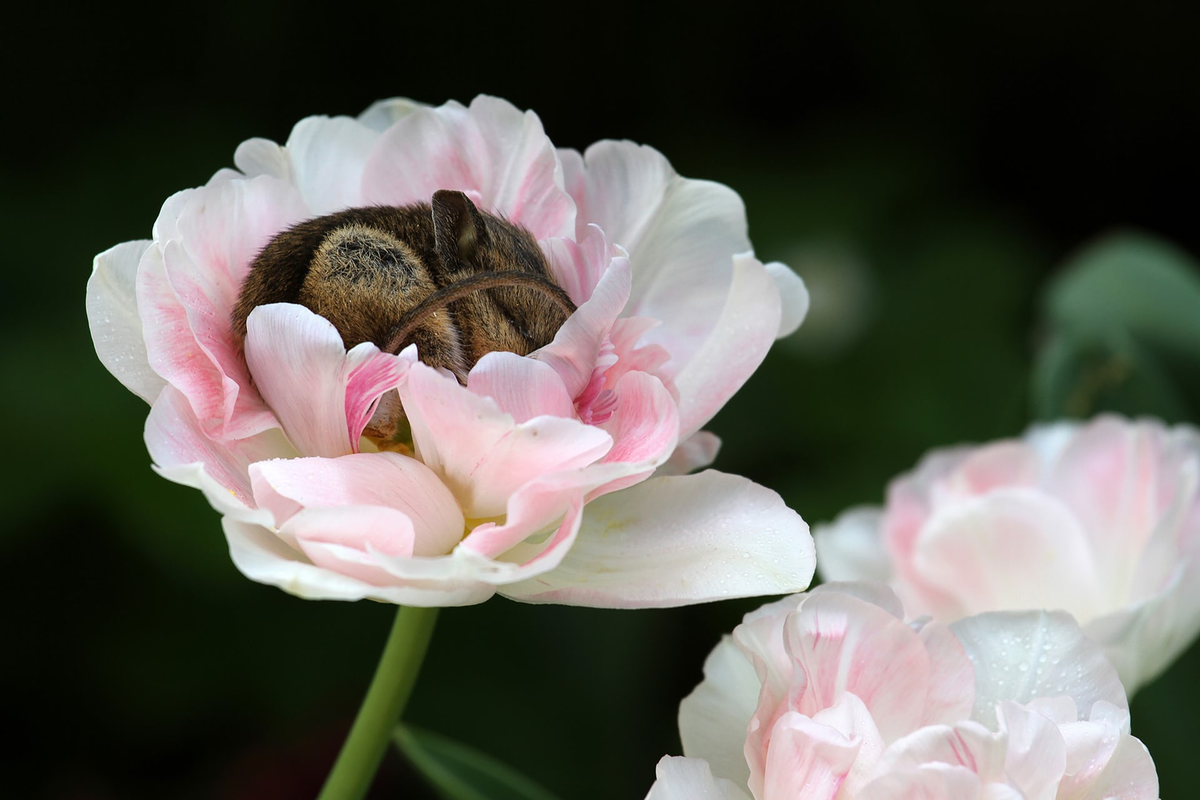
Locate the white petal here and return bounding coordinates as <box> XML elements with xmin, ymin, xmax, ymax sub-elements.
<box><xmin>673</xmin><ymin>254</ymin><xmax>782</xmax><ymax>438</ymax></box>
<box><xmin>765</xmin><ymin>261</ymin><xmax>809</xmax><ymax>338</ymax></box>
<box><xmin>813</xmin><ymin>506</ymin><xmax>893</xmax><ymax>583</ymax></box>
<box><xmin>499</xmin><ymin>470</ymin><xmax>814</xmax><ymax>607</ymax></box>
<box><xmin>223</xmin><ymin>518</ymin><xmax>495</xmax><ymax>606</ymax></box>
<box><xmin>245</xmin><ymin>304</ymin><xmax>407</xmax><ymax>458</ymax></box>
<box><xmin>645</xmin><ymin>756</ymin><xmax>751</xmax><ymax>800</ymax></box>
<box><xmin>656</xmin><ymin>431</ymin><xmax>722</xmax><ymax>477</ymax></box>
<box><xmin>357</xmin><ymin>97</ymin><xmax>426</xmax><ymax>131</ymax></box>
<box><xmin>679</xmin><ymin>636</ymin><xmax>759</xmax><ymax>789</ymax></box>
<box><xmin>284</xmin><ymin>115</ymin><xmax>379</xmax><ymax>214</ymax></box>
<box><xmin>87</xmin><ymin>240</ymin><xmax>164</xmax><ymax>403</ymax></box>
<box><xmin>950</xmin><ymin>610</ymin><xmax>1128</xmax><ymax>729</ymax></box>
<box><xmin>571</xmin><ymin>141</ymin><xmax>750</xmax><ymax>373</ymax></box>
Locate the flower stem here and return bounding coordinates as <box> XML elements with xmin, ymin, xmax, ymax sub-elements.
<box><xmin>317</xmin><ymin>605</ymin><xmax>440</xmax><ymax>800</ymax></box>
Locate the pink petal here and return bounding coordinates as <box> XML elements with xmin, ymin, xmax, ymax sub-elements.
<box><xmin>139</xmin><ymin>176</ymin><xmax>310</xmax><ymax>439</ymax></box>
<box><xmin>539</xmin><ymin>223</ymin><xmax>623</xmax><ymax>308</ymax></box>
<box><xmin>532</xmin><ymin>254</ymin><xmax>632</xmax><ymax>399</ymax></box>
<box><xmin>279</xmin><ymin>115</ymin><xmax>378</xmax><ymax>214</ymax></box>
<box><xmin>400</xmin><ymin>359</ymin><xmax>612</xmax><ymax>518</ymax></box>
<box><xmin>857</xmin><ymin>764</ymin><xmax>989</xmax><ymax>800</ymax></box>
<box><xmin>249</xmin><ymin>451</ymin><xmax>465</xmax><ymax>557</ymax></box>
<box><xmin>912</xmin><ymin>489</ymin><xmax>1105</xmax><ymax>621</ymax></box>
<box><xmin>597</xmin><ymin>370</ymin><xmax>679</xmax><ymax>471</ymax></box>
<box><xmin>995</xmin><ymin>702</ymin><xmax>1069</xmax><ymax>798</ymax></box>
<box><xmin>785</xmin><ymin>591</ymin><xmax>947</xmax><ymax>742</ymax></box>
<box><xmin>361</xmin><ymin>96</ymin><xmax>574</xmax><ymax>240</ymax></box>
<box><xmin>466</xmin><ymin>352</ymin><xmax>575</xmax><ymax>423</ymax></box>
<box><xmin>758</xmin><ymin>711</ymin><xmax>861</xmax><ymax>800</ymax></box>
<box><xmin>877</xmin><ymin>721</ymin><xmax>1008</xmax><ymax>784</ymax></box>
<box><xmin>917</xmin><ymin>621</ymin><xmax>978</xmax><ymax>726</ymax></box>
<box><xmin>673</xmin><ymin>254</ymin><xmax>783</xmax><ymax>439</ymax></box>
<box><xmin>285</xmin><ymin>505</ymin><xmax>418</xmax><ymax>585</ymax></box>
<box><xmin>245</xmin><ymin>304</ymin><xmax>409</xmax><ymax>458</ymax></box>
<box><xmin>498</xmin><ymin>470</ymin><xmax>814</xmax><ymax>607</ymax></box>
<box><xmin>87</xmin><ymin>240</ymin><xmax>165</xmax><ymax>403</ymax></box>
<box><xmin>564</xmin><ymin>140</ymin><xmax>751</xmax><ymax>372</ymax></box>
<box><xmin>145</xmin><ymin>385</ymin><xmax>292</xmax><ymax>508</ymax></box>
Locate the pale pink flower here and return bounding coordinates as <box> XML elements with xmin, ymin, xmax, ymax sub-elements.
<box><xmin>647</xmin><ymin>583</ymin><xmax>1159</xmax><ymax>800</ymax></box>
<box><xmin>86</xmin><ymin>95</ymin><xmax>814</xmax><ymax>607</ymax></box>
<box><xmin>814</xmin><ymin>415</ymin><xmax>1200</xmax><ymax>692</ymax></box>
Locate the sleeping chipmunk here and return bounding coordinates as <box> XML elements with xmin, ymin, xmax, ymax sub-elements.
<box><xmin>230</xmin><ymin>189</ymin><xmax>577</xmax><ymax>445</ymax></box>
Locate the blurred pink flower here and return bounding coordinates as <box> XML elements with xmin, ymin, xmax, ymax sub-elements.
<box><xmin>86</xmin><ymin>96</ymin><xmax>814</xmax><ymax>607</ymax></box>
<box><xmin>815</xmin><ymin>415</ymin><xmax>1200</xmax><ymax>692</ymax></box>
<box><xmin>647</xmin><ymin>583</ymin><xmax>1159</xmax><ymax>800</ymax></box>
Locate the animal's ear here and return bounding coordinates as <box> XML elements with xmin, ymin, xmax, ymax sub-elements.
<box><xmin>431</xmin><ymin>190</ymin><xmax>490</xmax><ymax>264</ymax></box>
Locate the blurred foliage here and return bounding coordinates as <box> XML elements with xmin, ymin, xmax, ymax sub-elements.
<box><xmin>1034</xmin><ymin>232</ymin><xmax>1200</xmax><ymax>422</ymax></box>
<box><xmin>5</xmin><ymin>1</ymin><xmax>1199</xmax><ymax>798</ymax></box>
<box><xmin>394</xmin><ymin>725</ymin><xmax>560</xmax><ymax>800</ymax></box>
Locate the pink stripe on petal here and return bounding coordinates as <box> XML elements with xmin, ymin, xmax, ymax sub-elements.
<box><xmin>759</xmin><ymin>712</ymin><xmax>860</xmax><ymax>800</ymax></box>
<box><xmin>787</xmin><ymin>592</ymin><xmax>936</xmax><ymax>741</ymax></box>
<box><xmin>145</xmin><ymin>385</ymin><xmax>292</xmax><ymax>507</ymax></box>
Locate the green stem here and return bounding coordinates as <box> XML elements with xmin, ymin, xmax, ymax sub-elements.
<box><xmin>318</xmin><ymin>605</ymin><xmax>440</xmax><ymax>800</ymax></box>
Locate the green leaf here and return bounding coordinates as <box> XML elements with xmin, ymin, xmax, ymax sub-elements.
<box><xmin>1044</xmin><ymin>231</ymin><xmax>1200</xmax><ymax>356</ymax></box>
<box><xmin>1034</xmin><ymin>231</ymin><xmax>1200</xmax><ymax>420</ymax></box>
<box><xmin>394</xmin><ymin>724</ymin><xmax>562</xmax><ymax>800</ymax></box>
<box><xmin>1032</xmin><ymin>326</ymin><xmax>1188</xmax><ymax>421</ymax></box>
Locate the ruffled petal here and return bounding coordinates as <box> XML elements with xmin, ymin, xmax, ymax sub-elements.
<box><xmin>533</xmin><ymin>253</ymin><xmax>631</xmax><ymax>399</ymax></box>
<box><xmin>679</xmin><ymin>637</ymin><xmax>760</xmax><ymax>790</ymax></box>
<box><xmin>245</xmin><ymin>304</ymin><xmax>408</xmax><ymax>458</ymax></box>
<box><xmin>759</xmin><ymin>711</ymin><xmax>861</xmax><ymax>800</ymax></box>
<box><xmin>139</xmin><ymin>176</ymin><xmax>310</xmax><ymax>439</ymax></box>
<box><xmin>361</xmin><ymin>96</ymin><xmax>574</xmax><ymax>240</ymax></box>
<box><xmin>249</xmin><ymin>452</ymin><xmax>465</xmax><ymax>557</ymax></box>
<box><xmin>995</xmin><ymin>701</ymin><xmax>1070</xmax><ymax>798</ymax></box>
<box><xmin>400</xmin><ymin>359</ymin><xmax>612</xmax><ymax>518</ymax></box>
<box><xmin>673</xmin><ymin>254</ymin><xmax>782</xmax><ymax>438</ymax></box>
<box><xmin>466</xmin><ymin>352</ymin><xmax>575</xmax><ymax>423</ymax></box>
<box><xmin>785</xmin><ymin>592</ymin><xmax>964</xmax><ymax>742</ymax></box>
<box><xmin>498</xmin><ymin>471</ymin><xmax>814</xmax><ymax>607</ymax></box>
<box><xmin>565</xmin><ymin>140</ymin><xmax>751</xmax><ymax>372</ymax></box>
<box><xmin>87</xmin><ymin>240</ymin><xmax>165</xmax><ymax>403</ymax></box>
<box><xmin>644</xmin><ymin>756</ymin><xmax>752</xmax><ymax>800</ymax></box>
<box><xmin>950</xmin><ymin>611</ymin><xmax>1128</xmax><ymax>729</ymax></box>
<box><xmin>145</xmin><ymin>385</ymin><xmax>294</xmax><ymax>509</ymax></box>
<box><xmin>875</xmin><ymin>721</ymin><xmax>1008</xmax><ymax>785</ymax></box>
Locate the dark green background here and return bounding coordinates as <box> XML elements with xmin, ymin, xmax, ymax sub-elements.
<box><xmin>6</xmin><ymin>2</ymin><xmax>1199</xmax><ymax>797</ymax></box>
